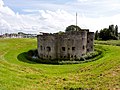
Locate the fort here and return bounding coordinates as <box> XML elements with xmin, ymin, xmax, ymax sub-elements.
<box><xmin>37</xmin><ymin>27</ymin><xmax>94</xmax><ymax>61</ymax></box>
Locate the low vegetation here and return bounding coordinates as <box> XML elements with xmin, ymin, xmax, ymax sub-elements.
<box><xmin>0</xmin><ymin>38</ymin><xmax>120</xmax><ymax>90</ymax></box>
<box><xmin>26</xmin><ymin>47</ymin><xmax>103</xmax><ymax>64</ymax></box>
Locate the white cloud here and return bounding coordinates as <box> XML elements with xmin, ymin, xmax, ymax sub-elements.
<box><xmin>0</xmin><ymin>0</ymin><xmax>4</xmax><ymax>7</ymax></box>
<box><xmin>0</xmin><ymin>0</ymin><xmax>120</xmax><ymax>34</ymax></box>
<box><xmin>0</xmin><ymin>1</ymin><xmax>76</xmax><ymax>34</ymax></box>
<box><xmin>0</xmin><ymin>0</ymin><xmax>15</xmax><ymax>16</ymax></box>
<box><xmin>66</xmin><ymin>0</ymin><xmax>120</xmax><ymax>18</ymax></box>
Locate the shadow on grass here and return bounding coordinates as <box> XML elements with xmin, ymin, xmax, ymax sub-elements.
<box><xmin>17</xmin><ymin>52</ymin><xmax>59</xmax><ymax>65</ymax></box>
<box><xmin>17</xmin><ymin>52</ymin><xmax>37</xmax><ymax>64</ymax></box>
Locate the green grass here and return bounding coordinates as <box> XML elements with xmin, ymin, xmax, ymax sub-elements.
<box><xmin>95</xmin><ymin>40</ymin><xmax>120</xmax><ymax>46</ymax></box>
<box><xmin>0</xmin><ymin>38</ymin><xmax>120</xmax><ymax>90</ymax></box>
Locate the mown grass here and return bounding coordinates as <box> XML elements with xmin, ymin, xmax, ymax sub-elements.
<box><xmin>95</xmin><ymin>40</ymin><xmax>120</xmax><ymax>46</ymax></box>
<box><xmin>0</xmin><ymin>38</ymin><xmax>120</xmax><ymax>90</ymax></box>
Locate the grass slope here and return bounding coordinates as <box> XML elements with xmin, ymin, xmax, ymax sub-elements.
<box><xmin>0</xmin><ymin>38</ymin><xmax>120</xmax><ymax>90</ymax></box>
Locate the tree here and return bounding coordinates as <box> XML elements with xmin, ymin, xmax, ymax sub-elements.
<box><xmin>65</xmin><ymin>25</ymin><xmax>81</xmax><ymax>32</ymax></box>
<box><xmin>58</xmin><ymin>31</ymin><xmax>64</xmax><ymax>35</ymax></box>
<box><xmin>115</xmin><ymin>25</ymin><xmax>118</xmax><ymax>37</ymax></box>
<box><xmin>94</xmin><ymin>30</ymin><xmax>99</xmax><ymax>40</ymax></box>
<box><xmin>99</xmin><ymin>24</ymin><xmax>119</xmax><ymax>40</ymax></box>
<box><xmin>99</xmin><ymin>28</ymin><xmax>109</xmax><ymax>40</ymax></box>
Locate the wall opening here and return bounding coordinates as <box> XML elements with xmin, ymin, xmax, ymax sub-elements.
<box><xmin>62</xmin><ymin>47</ymin><xmax>65</xmax><ymax>51</ymax></box>
<box><xmin>74</xmin><ymin>55</ymin><xmax>77</xmax><ymax>59</ymax></box>
<box><xmin>68</xmin><ymin>38</ymin><xmax>70</xmax><ymax>41</ymax></box>
<box><xmin>71</xmin><ymin>55</ymin><xmax>73</xmax><ymax>58</ymax></box>
<box><xmin>91</xmin><ymin>46</ymin><xmax>93</xmax><ymax>49</ymax></box>
<box><xmin>82</xmin><ymin>53</ymin><xmax>85</xmax><ymax>56</ymax></box>
<box><xmin>40</xmin><ymin>46</ymin><xmax>42</xmax><ymax>50</ymax></box>
<box><xmin>83</xmin><ymin>45</ymin><xmax>85</xmax><ymax>50</ymax></box>
<box><xmin>68</xmin><ymin>48</ymin><xmax>70</xmax><ymax>50</ymax></box>
<box><xmin>91</xmin><ymin>39</ymin><xmax>93</xmax><ymax>41</ymax></box>
<box><xmin>46</xmin><ymin>46</ymin><xmax>51</xmax><ymax>52</ymax></box>
<box><xmin>72</xmin><ymin>47</ymin><xmax>75</xmax><ymax>51</ymax></box>
<box><xmin>82</xmin><ymin>38</ymin><xmax>84</xmax><ymax>41</ymax></box>
<box><xmin>87</xmin><ymin>49</ymin><xmax>89</xmax><ymax>52</ymax></box>
<box><xmin>87</xmin><ymin>40</ymin><xmax>89</xmax><ymax>43</ymax></box>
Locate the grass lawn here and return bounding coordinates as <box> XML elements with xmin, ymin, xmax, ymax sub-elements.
<box><xmin>0</xmin><ymin>38</ymin><xmax>120</xmax><ymax>90</ymax></box>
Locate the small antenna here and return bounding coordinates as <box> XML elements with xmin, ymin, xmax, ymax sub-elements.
<box><xmin>76</xmin><ymin>12</ymin><xmax>77</xmax><ymax>31</ymax></box>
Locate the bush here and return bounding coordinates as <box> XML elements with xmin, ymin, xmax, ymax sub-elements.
<box><xmin>25</xmin><ymin>47</ymin><xmax>103</xmax><ymax>64</ymax></box>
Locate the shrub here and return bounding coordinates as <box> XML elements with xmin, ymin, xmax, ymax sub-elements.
<box><xmin>25</xmin><ymin>47</ymin><xmax>103</xmax><ymax>64</ymax></box>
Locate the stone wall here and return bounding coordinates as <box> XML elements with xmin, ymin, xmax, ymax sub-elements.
<box><xmin>37</xmin><ymin>30</ymin><xmax>94</xmax><ymax>60</ymax></box>
<box><xmin>37</xmin><ymin>34</ymin><xmax>57</xmax><ymax>59</ymax></box>
<box><xmin>87</xmin><ymin>32</ymin><xmax>94</xmax><ymax>53</ymax></box>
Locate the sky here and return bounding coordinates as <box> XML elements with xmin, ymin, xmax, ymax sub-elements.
<box><xmin>0</xmin><ymin>0</ymin><xmax>120</xmax><ymax>34</ymax></box>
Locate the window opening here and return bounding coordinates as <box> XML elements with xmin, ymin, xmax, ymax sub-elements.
<box><xmin>87</xmin><ymin>40</ymin><xmax>89</xmax><ymax>43</ymax></box>
<box><xmin>72</xmin><ymin>47</ymin><xmax>75</xmax><ymax>51</ymax></box>
<box><xmin>40</xmin><ymin>46</ymin><xmax>42</xmax><ymax>50</ymax></box>
<box><xmin>87</xmin><ymin>49</ymin><xmax>89</xmax><ymax>52</ymax></box>
<box><xmin>91</xmin><ymin>39</ymin><xmax>93</xmax><ymax>41</ymax></box>
<box><xmin>68</xmin><ymin>48</ymin><xmax>70</xmax><ymax>50</ymax></box>
<box><xmin>62</xmin><ymin>47</ymin><xmax>65</xmax><ymax>51</ymax></box>
<box><xmin>46</xmin><ymin>46</ymin><xmax>51</xmax><ymax>52</ymax></box>
<box><xmin>83</xmin><ymin>46</ymin><xmax>85</xmax><ymax>50</ymax></box>
<box><xmin>74</xmin><ymin>55</ymin><xmax>77</xmax><ymax>59</ymax></box>
<box><xmin>71</xmin><ymin>55</ymin><xmax>73</xmax><ymax>58</ymax></box>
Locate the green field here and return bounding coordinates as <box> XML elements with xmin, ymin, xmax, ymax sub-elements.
<box><xmin>0</xmin><ymin>38</ymin><xmax>120</xmax><ymax>90</ymax></box>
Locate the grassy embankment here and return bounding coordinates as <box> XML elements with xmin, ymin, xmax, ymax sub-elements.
<box><xmin>0</xmin><ymin>38</ymin><xmax>120</xmax><ymax>90</ymax></box>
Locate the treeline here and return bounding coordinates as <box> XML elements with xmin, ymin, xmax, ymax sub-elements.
<box><xmin>95</xmin><ymin>24</ymin><xmax>119</xmax><ymax>40</ymax></box>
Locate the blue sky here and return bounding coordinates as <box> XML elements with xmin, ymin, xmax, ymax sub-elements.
<box><xmin>1</xmin><ymin>0</ymin><xmax>120</xmax><ymax>33</ymax></box>
<box><xmin>3</xmin><ymin>0</ymin><xmax>120</xmax><ymax>17</ymax></box>
<box><xmin>3</xmin><ymin>0</ymin><xmax>73</xmax><ymax>14</ymax></box>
